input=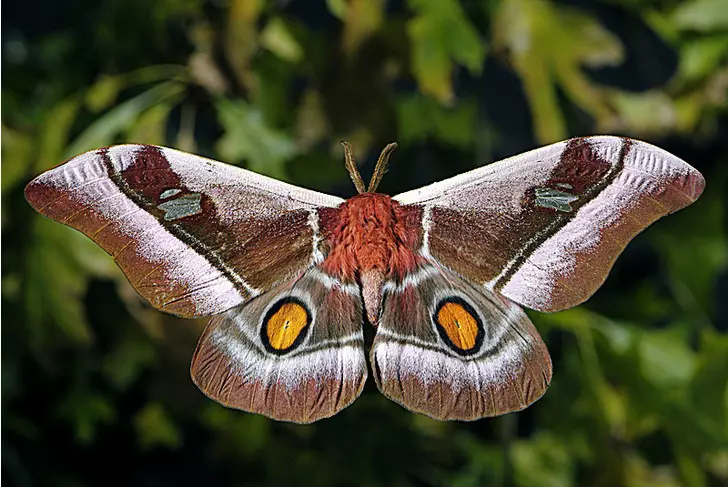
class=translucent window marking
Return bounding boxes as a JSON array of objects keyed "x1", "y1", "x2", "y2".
[
  {"x1": 157, "y1": 193, "x2": 203, "y2": 221},
  {"x1": 160, "y1": 188, "x2": 182, "y2": 199},
  {"x1": 534, "y1": 187, "x2": 579, "y2": 212}
]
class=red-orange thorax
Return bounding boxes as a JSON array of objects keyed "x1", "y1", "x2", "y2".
[{"x1": 319, "y1": 193, "x2": 423, "y2": 280}]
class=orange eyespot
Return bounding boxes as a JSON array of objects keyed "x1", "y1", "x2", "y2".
[
  {"x1": 263, "y1": 299, "x2": 311, "y2": 353},
  {"x1": 434, "y1": 299, "x2": 483, "y2": 354}
]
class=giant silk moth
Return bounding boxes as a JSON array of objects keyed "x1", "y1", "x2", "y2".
[{"x1": 25, "y1": 137, "x2": 704, "y2": 423}]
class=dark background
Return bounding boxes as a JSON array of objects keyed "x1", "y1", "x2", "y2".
[{"x1": 3, "y1": 0, "x2": 727, "y2": 485}]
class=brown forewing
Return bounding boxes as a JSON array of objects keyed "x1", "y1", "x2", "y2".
[
  {"x1": 24, "y1": 145, "x2": 339, "y2": 317},
  {"x1": 415, "y1": 137, "x2": 704, "y2": 311}
]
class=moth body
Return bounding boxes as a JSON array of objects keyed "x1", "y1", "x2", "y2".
[
  {"x1": 320, "y1": 192, "x2": 423, "y2": 324},
  {"x1": 24, "y1": 136, "x2": 704, "y2": 423}
]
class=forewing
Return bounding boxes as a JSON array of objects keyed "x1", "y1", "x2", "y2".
[
  {"x1": 191, "y1": 267, "x2": 366, "y2": 423},
  {"x1": 394, "y1": 136, "x2": 705, "y2": 312},
  {"x1": 24, "y1": 145, "x2": 343, "y2": 317},
  {"x1": 371, "y1": 264, "x2": 551, "y2": 421}
]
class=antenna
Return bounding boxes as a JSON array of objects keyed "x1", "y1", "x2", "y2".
[{"x1": 340, "y1": 142, "x2": 399, "y2": 194}]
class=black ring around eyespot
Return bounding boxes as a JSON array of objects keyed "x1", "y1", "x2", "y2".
[
  {"x1": 432, "y1": 296, "x2": 485, "y2": 356},
  {"x1": 260, "y1": 296, "x2": 312, "y2": 355}
]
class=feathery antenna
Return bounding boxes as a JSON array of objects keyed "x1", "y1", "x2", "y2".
[
  {"x1": 368, "y1": 142, "x2": 398, "y2": 193},
  {"x1": 341, "y1": 141, "x2": 398, "y2": 194},
  {"x1": 341, "y1": 141, "x2": 366, "y2": 194}
]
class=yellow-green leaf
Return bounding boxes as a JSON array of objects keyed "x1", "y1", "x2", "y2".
[
  {"x1": 134, "y1": 402, "x2": 181, "y2": 450},
  {"x1": 407, "y1": 0, "x2": 486, "y2": 104},
  {"x1": 493, "y1": 0, "x2": 622, "y2": 143},
  {"x1": 261, "y1": 17, "x2": 303, "y2": 63}
]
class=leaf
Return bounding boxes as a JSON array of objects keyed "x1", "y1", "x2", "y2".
[
  {"x1": 260, "y1": 17, "x2": 303, "y2": 63},
  {"x1": 202, "y1": 403, "x2": 272, "y2": 456},
  {"x1": 512, "y1": 433, "x2": 574, "y2": 487},
  {"x1": 56, "y1": 390, "x2": 115, "y2": 444},
  {"x1": 102, "y1": 333, "x2": 156, "y2": 391},
  {"x1": 340, "y1": 0, "x2": 385, "y2": 54},
  {"x1": 407, "y1": 0, "x2": 486, "y2": 104},
  {"x1": 677, "y1": 35, "x2": 728, "y2": 83},
  {"x1": 610, "y1": 90, "x2": 677, "y2": 135},
  {"x1": 652, "y1": 181, "x2": 728, "y2": 314},
  {"x1": 215, "y1": 98, "x2": 297, "y2": 179},
  {"x1": 396, "y1": 93, "x2": 476, "y2": 147},
  {"x1": 1, "y1": 125, "x2": 33, "y2": 192},
  {"x1": 85, "y1": 74, "x2": 123, "y2": 112},
  {"x1": 493, "y1": 0, "x2": 622, "y2": 142},
  {"x1": 134, "y1": 402, "x2": 181, "y2": 450},
  {"x1": 37, "y1": 97, "x2": 82, "y2": 171},
  {"x1": 325, "y1": 0, "x2": 346, "y2": 19},
  {"x1": 67, "y1": 81, "x2": 185, "y2": 156},
  {"x1": 673, "y1": 0, "x2": 728, "y2": 32},
  {"x1": 225, "y1": 0, "x2": 264, "y2": 89},
  {"x1": 690, "y1": 330, "x2": 728, "y2": 434},
  {"x1": 623, "y1": 452, "x2": 682, "y2": 487},
  {"x1": 126, "y1": 101, "x2": 174, "y2": 146},
  {"x1": 674, "y1": 444, "x2": 707, "y2": 487},
  {"x1": 638, "y1": 327, "x2": 697, "y2": 388},
  {"x1": 295, "y1": 90, "x2": 329, "y2": 151},
  {"x1": 24, "y1": 218, "x2": 118, "y2": 350}
]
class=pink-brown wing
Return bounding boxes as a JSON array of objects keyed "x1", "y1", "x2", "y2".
[
  {"x1": 191, "y1": 266, "x2": 366, "y2": 423},
  {"x1": 25, "y1": 145, "x2": 343, "y2": 317},
  {"x1": 371, "y1": 264, "x2": 551, "y2": 421},
  {"x1": 394, "y1": 136, "x2": 705, "y2": 312}
]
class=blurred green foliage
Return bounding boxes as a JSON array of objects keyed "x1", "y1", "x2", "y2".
[{"x1": 2, "y1": 0, "x2": 727, "y2": 486}]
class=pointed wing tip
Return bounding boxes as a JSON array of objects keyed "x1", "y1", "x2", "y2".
[
  {"x1": 631, "y1": 137, "x2": 705, "y2": 202},
  {"x1": 598, "y1": 136, "x2": 706, "y2": 206},
  {"x1": 687, "y1": 166, "x2": 706, "y2": 202},
  {"x1": 24, "y1": 172, "x2": 57, "y2": 213},
  {"x1": 23, "y1": 177, "x2": 42, "y2": 208}
]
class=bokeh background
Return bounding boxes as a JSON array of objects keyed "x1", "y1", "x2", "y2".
[{"x1": 3, "y1": 0, "x2": 727, "y2": 485}]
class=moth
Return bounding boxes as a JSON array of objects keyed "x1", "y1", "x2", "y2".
[{"x1": 25, "y1": 136, "x2": 704, "y2": 423}]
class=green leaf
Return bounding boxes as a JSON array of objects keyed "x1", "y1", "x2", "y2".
[
  {"x1": 1, "y1": 125, "x2": 34, "y2": 192},
  {"x1": 225, "y1": 0, "x2": 264, "y2": 89},
  {"x1": 690, "y1": 330, "x2": 728, "y2": 435},
  {"x1": 134, "y1": 402, "x2": 181, "y2": 450},
  {"x1": 85, "y1": 75, "x2": 123, "y2": 113},
  {"x1": 652, "y1": 180, "x2": 728, "y2": 315},
  {"x1": 407, "y1": 0, "x2": 486, "y2": 104},
  {"x1": 512, "y1": 433, "x2": 574, "y2": 487},
  {"x1": 201, "y1": 403, "x2": 272, "y2": 456},
  {"x1": 677, "y1": 35, "x2": 728, "y2": 83},
  {"x1": 102, "y1": 334, "x2": 156, "y2": 391},
  {"x1": 674, "y1": 444, "x2": 707, "y2": 487},
  {"x1": 67, "y1": 81, "x2": 184, "y2": 156},
  {"x1": 56, "y1": 390, "x2": 115, "y2": 444},
  {"x1": 215, "y1": 98, "x2": 297, "y2": 179},
  {"x1": 24, "y1": 218, "x2": 118, "y2": 350},
  {"x1": 260, "y1": 17, "x2": 303, "y2": 63},
  {"x1": 638, "y1": 328, "x2": 697, "y2": 388},
  {"x1": 325, "y1": 0, "x2": 346, "y2": 19},
  {"x1": 493, "y1": 0, "x2": 622, "y2": 142},
  {"x1": 37, "y1": 97, "x2": 82, "y2": 171},
  {"x1": 673, "y1": 0, "x2": 728, "y2": 32},
  {"x1": 126, "y1": 101, "x2": 174, "y2": 146},
  {"x1": 396, "y1": 93, "x2": 476, "y2": 147},
  {"x1": 610, "y1": 90, "x2": 677, "y2": 135}
]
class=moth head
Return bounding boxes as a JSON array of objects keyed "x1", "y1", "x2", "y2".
[{"x1": 341, "y1": 141, "x2": 398, "y2": 194}]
